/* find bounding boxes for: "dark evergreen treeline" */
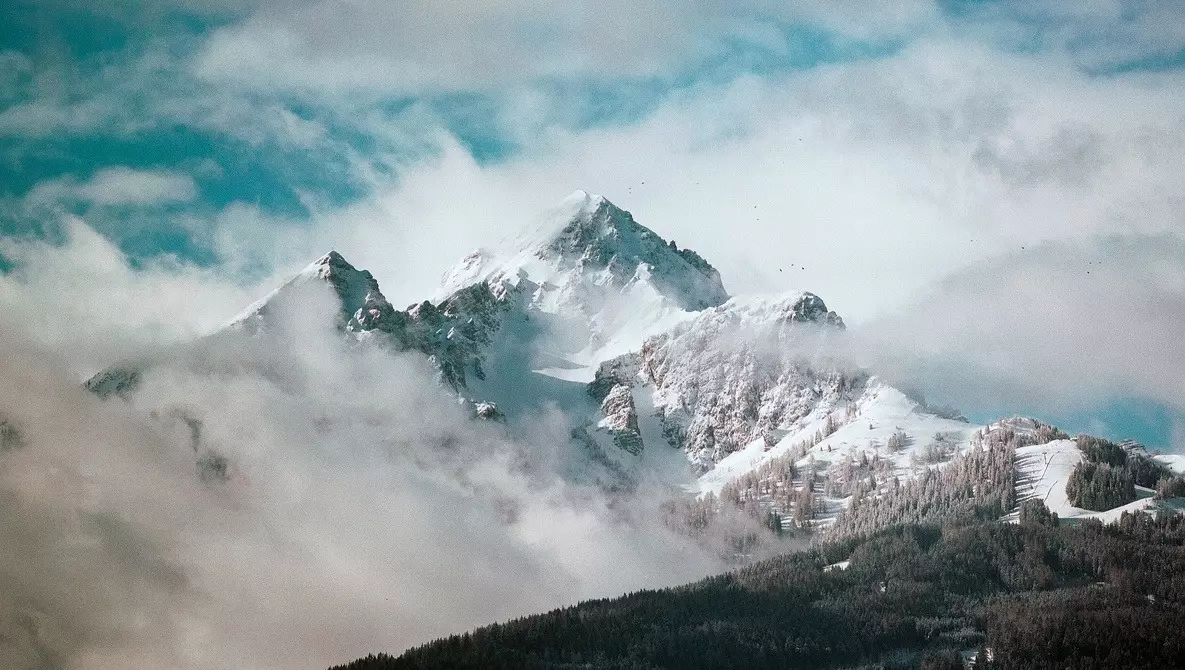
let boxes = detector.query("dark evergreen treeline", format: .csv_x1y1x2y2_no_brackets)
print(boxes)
1065,460,1134,511
1067,435,1184,510
329,509,1185,670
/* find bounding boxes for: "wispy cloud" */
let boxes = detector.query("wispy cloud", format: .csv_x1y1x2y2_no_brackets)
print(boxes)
189,0,934,95
27,167,198,207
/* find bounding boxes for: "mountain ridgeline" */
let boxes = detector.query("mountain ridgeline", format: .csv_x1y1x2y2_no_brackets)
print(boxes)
83,191,1185,535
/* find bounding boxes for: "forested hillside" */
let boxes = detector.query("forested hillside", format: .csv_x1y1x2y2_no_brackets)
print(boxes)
331,509,1185,669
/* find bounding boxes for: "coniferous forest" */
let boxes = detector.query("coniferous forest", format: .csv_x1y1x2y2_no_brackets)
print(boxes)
330,508,1185,670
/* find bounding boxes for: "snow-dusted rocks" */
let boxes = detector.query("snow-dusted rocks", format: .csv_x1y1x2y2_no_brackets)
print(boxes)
83,364,142,398
228,250,512,390
597,384,643,456
627,292,851,472
473,402,504,421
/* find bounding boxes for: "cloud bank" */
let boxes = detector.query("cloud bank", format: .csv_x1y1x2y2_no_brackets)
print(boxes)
0,281,724,669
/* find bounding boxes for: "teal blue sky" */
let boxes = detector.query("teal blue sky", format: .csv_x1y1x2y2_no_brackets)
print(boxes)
3,0,1185,449
966,400,1183,453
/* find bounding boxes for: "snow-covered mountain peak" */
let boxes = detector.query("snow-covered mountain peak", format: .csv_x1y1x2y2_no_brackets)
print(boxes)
537,193,728,311
437,192,729,314
428,193,735,380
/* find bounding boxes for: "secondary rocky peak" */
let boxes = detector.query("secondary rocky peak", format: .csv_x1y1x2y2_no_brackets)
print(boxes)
230,250,394,333
309,251,395,331
781,293,845,329
690,293,845,332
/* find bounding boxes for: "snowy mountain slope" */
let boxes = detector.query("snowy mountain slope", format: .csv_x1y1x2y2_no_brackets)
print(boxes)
1155,454,1185,475
685,398,1185,538
228,250,395,334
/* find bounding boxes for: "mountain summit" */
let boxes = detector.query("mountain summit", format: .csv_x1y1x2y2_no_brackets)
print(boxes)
439,190,728,312
435,192,731,375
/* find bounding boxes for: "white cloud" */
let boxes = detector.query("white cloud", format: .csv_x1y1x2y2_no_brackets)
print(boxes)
0,216,261,375
0,97,122,138
27,167,198,207
945,0,1185,71
0,282,724,669
845,235,1185,446
190,0,937,94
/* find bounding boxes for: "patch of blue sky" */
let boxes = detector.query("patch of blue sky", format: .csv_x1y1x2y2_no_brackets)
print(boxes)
966,397,1182,452
0,126,361,213
422,94,523,163
0,1,240,58
0,5,129,58
0,128,370,269
1089,46,1185,75
938,0,1185,74
0,7,904,269
115,211,221,269
425,21,905,165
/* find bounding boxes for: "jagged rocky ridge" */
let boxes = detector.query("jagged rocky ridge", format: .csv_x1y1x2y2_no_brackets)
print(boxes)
589,293,851,473
86,250,512,396
231,249,510,390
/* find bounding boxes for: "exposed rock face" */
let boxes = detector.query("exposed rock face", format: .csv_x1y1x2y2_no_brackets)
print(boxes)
0,418,24,451
83,365,142,398
786,293,845,329
380,283,510,390
230,250,395,334
588,353,642,403
473,402,504,422
598,383,643,456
